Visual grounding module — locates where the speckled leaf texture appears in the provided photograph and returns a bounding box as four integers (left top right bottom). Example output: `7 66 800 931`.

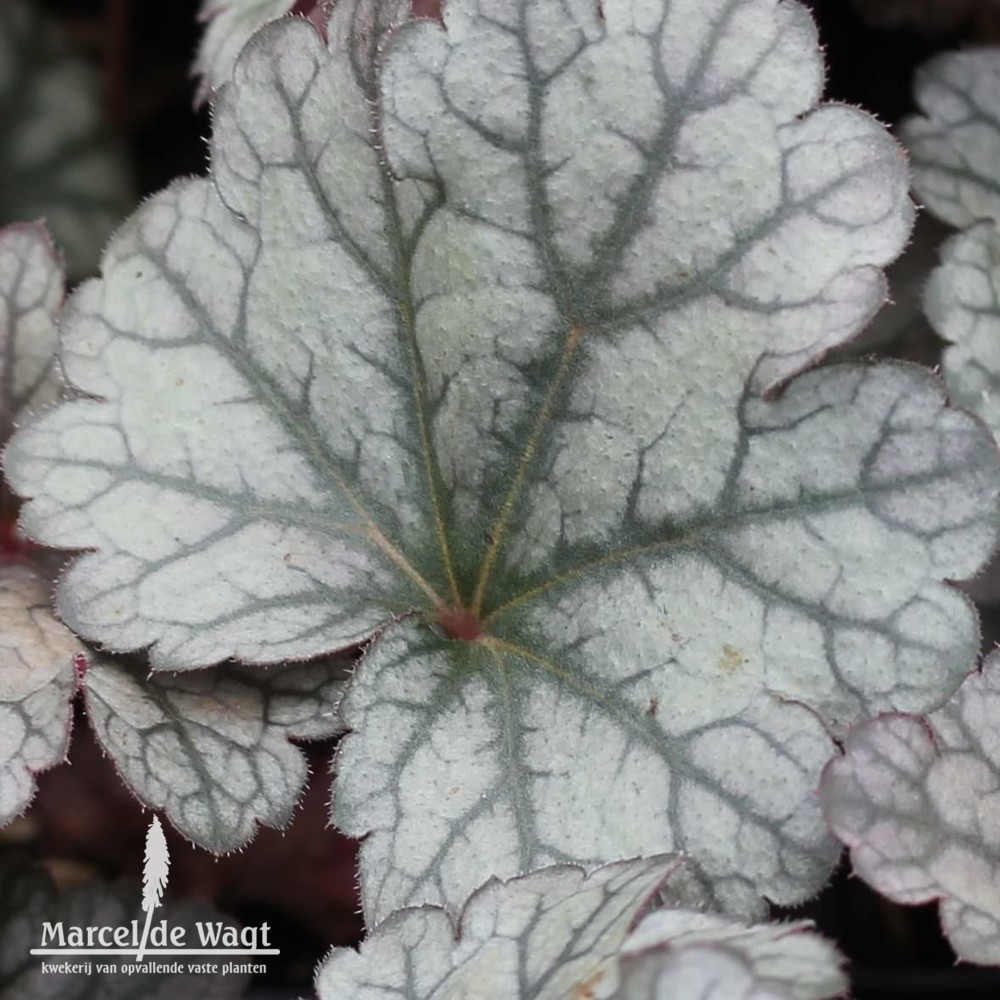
0 225 81 827
83 654 347 851
0 0 130 279
0 858 248 998
315 856 846 1000
5 0 999 923
820 652 1000 966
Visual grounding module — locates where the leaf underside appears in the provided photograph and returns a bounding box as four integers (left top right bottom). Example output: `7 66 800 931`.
0 225 80 826
5 0 998 919
925 221 1000 439
0 223 66 440
83 653 349 852
903 49 1000 232
906 50 1000 442
0 563 80 827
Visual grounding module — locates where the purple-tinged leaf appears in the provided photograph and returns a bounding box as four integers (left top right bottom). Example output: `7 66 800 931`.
820 651 1000 965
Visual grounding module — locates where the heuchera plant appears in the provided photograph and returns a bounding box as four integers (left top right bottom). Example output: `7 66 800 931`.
818 44 1000 966
2 0 1000 994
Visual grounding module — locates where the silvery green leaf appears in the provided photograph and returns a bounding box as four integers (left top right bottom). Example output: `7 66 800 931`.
5 0 996 920
0 0 131 279
315 856 845 1000
619 910 846 1000
194 0 307 101
903 49 1000 230
83 653 348 851
0 223 65 439
819 650 1000 966
315 855 680 1000
0 564 82 828
0 858 247 998
336 360 997 921
924 221 1000 436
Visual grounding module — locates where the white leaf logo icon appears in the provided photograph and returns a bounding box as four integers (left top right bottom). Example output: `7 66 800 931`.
137 815 170 960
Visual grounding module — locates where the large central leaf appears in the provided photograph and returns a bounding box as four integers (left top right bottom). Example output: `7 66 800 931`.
6 0 998 922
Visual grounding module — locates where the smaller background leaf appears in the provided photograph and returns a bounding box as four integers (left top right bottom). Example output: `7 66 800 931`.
819 650 1000 965
84 653 349 852
0 223 64 442
0 564 82 828
903 48 1000 231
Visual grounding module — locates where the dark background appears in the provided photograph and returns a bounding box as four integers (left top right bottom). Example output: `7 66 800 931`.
8 1 1000 996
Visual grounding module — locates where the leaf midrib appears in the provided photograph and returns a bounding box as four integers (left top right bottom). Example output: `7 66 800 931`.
276 11 463 611
147 239 445 609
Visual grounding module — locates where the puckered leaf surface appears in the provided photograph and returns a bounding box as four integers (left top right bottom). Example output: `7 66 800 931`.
0 0 130 279
819 651 1000 966
903 49 1000 231
315 856 845 1000
0 564 81 827
0 857 248 998
5 0 998 920
83 652 348 851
